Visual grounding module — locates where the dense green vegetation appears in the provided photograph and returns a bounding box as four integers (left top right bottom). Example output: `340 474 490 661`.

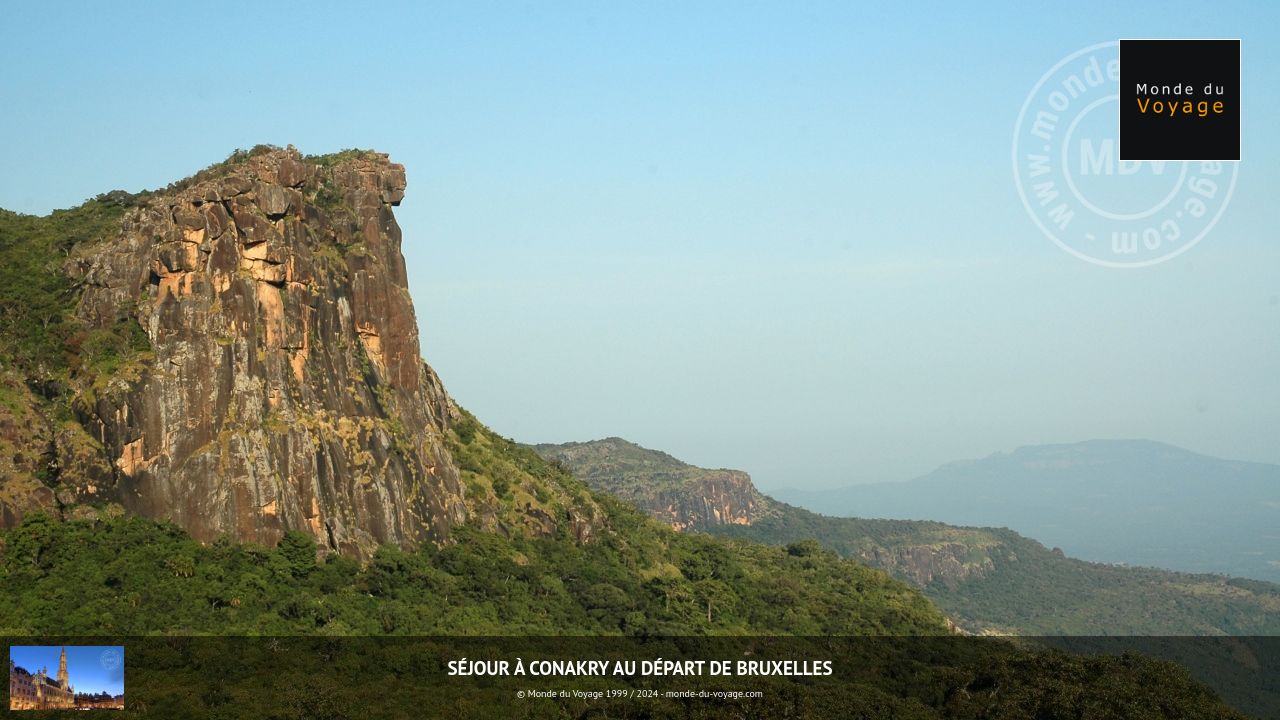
0 194 142 383
0 505 947 636
927 530 1280 635
0 511 1257 718
445 408 605 537
778 440 1280 584
537 438 1280 636
0 154 1264 717
711 505 1280 635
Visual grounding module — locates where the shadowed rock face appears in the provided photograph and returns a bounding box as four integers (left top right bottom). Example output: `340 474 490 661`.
64 147 465 558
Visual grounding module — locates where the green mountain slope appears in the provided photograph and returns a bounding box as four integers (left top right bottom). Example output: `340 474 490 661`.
0 151 936 639
720 505 1280 635
533 437 775 530
536 438 1280 635
778 440 1280 583
0 416 1257 719
0 150 1264 717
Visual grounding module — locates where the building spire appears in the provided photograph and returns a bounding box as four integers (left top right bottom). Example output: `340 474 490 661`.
57 646 68 689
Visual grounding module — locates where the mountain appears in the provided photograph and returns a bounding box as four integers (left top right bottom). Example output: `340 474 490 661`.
0 146 609 560
776 440 1280 583
0 147 1264 717
535 438 1280 635
3 147 456 557
532 437 774 530
0 145 959 636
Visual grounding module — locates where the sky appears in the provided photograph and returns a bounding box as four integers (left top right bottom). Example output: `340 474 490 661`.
8 646 124 695
1 2 1276 491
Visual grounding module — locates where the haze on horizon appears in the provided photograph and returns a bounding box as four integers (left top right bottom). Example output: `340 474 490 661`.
1 2 1277 491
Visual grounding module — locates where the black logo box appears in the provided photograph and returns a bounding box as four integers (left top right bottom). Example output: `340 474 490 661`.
1119 39 1240 161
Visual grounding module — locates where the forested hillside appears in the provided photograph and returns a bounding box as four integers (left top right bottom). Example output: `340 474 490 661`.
0 149 1264 718
538 438 1280 635
0 417 1255 719
714 504 1280 635
0 417 945 636
778 440 1280 583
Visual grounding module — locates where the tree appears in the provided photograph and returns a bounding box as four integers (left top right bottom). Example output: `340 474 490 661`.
277 531 317 577
693 579 737 625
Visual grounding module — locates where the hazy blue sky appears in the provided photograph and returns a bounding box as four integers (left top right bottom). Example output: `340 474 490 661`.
9 646 124 695
2 2 1276 490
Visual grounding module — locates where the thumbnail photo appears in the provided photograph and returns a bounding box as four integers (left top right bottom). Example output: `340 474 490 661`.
9 646 124 711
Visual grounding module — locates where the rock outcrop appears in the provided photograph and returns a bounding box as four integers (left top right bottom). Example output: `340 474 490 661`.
534 438 1001 591
646 468 764 531
857 542 996 589
534 438 772 530
50 147 465 558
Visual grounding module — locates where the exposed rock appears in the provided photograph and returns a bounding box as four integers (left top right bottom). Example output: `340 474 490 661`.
534 438 773 530
57 147 463 559
535 437 997 590
857 542 996 589
643 469 765 531
0 145 609 560
254 183 293 218
276 154 309 188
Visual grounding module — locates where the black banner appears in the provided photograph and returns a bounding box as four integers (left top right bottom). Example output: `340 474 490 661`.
5 636 1277 719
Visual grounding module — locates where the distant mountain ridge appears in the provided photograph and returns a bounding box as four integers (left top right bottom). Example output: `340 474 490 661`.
776 439 1280 583
535 437 1280 636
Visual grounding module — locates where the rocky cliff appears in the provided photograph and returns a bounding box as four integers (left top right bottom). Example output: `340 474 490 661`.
534 439 1005 590
856 542 996 589
534 438 772 530
0 146 605 558
59 147 468 557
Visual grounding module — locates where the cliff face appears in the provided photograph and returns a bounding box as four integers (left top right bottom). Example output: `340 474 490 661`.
535 438 1001 591
533 438 771 530
54 147 465 557
856 543 996 589
646 468 764 531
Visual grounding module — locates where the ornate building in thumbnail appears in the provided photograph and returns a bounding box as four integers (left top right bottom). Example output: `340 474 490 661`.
9 647 75 710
